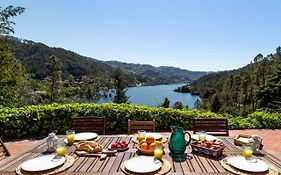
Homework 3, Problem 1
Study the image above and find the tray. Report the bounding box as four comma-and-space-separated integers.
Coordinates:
234, 134, 251, 146
191, 140, 224, 159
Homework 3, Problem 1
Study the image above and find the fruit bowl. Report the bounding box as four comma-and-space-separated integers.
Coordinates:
136, 144, 154, 155
136, 136, 163, 155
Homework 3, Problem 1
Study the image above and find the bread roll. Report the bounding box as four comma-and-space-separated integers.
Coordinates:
75, 141, 103, 153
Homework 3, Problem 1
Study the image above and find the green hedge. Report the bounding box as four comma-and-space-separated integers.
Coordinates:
0, 103, 280, 138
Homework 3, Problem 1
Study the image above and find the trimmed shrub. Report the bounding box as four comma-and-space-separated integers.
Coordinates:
0, 103, 280, 138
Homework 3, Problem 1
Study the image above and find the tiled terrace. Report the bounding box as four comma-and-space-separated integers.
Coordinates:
4, 129, 281, 156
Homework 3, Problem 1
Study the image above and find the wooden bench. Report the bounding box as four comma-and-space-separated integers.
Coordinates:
70, 116, 106, 135
192, 118, 229, 136
128, 119, 155, 134
0, 139, 10, 160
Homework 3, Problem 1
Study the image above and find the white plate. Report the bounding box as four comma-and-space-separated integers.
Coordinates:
191, 134, 217, 141
146, 133, 162, 140
125, 156, 162, 173
21, 155, 65, 172
75, 132, 98, 141
227, 156, 268, 172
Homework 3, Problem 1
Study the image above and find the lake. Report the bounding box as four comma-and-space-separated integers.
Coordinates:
96, 83, 200, 108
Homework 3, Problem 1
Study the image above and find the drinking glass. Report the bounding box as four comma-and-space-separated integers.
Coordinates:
66, 130, 75, 145
55, 142, 67, 157
154, 146, 163, 160
242, 144, 253, 159
242, 144, 257, 162
197, 131, 206, 141
137, 130, 146, 141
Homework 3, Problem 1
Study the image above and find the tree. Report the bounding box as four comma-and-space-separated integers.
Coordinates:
160, 97, 170, 108
256, 63, 281, 112
0, 5, 27, 107
1, 5, 25, 35
211, 94, 221, 113
112, 67, 129, 104
253, 53, 263, 63
0, 47, 27, 107
173, 101, 184, 109
47, 55, 62, 103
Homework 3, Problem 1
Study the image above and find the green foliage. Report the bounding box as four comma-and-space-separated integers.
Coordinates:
47, 55, 62, 103
173, 84, 191, 93
112, 67, 129, 104
211, 94, 221, 113
256, 63, 281, 112
0, 45, 27, 107
191, 47, 281, 115
160, 97, 170, 108
0, 103, 279, 139
106, 61, 207, 85
173, 101, 184, 110
0, 5, 25, 35
0, 5, 28, 107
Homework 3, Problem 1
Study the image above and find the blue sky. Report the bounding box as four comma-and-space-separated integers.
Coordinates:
2, 0, 281, 71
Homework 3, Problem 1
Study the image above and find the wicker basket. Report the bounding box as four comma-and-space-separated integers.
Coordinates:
191, 141, 224, 159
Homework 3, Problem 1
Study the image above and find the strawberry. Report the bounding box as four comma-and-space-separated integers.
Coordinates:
111, 143, 117, 148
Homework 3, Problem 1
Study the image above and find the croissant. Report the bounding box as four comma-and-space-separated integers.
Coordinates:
74, 141, 103, 153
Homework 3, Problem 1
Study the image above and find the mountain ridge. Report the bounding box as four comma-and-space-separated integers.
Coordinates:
8, 37, 208, 86
105, 60, 207, 85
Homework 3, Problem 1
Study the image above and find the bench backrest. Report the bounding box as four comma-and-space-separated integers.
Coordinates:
128, 119, 155, 134
70, 116, 106, 135
192, 118, 229, 136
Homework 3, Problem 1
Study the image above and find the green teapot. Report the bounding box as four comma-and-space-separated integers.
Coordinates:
169, 126, 191, 162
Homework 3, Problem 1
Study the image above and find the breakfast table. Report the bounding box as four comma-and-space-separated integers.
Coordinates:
0, 133, 280, 175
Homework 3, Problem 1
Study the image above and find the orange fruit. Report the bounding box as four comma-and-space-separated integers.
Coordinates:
140, 142, 149, 150
146, 135, 155, 145
149, 142, 156, 150
139, 140, 146, 145
154, 141, 163, 146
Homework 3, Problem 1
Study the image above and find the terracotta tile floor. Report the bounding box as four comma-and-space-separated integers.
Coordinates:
4, 129, 281, 156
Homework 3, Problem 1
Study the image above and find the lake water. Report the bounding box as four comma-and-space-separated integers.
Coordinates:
96, 83, 200, 108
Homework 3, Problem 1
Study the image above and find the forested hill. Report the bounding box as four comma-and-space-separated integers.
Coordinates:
190, 47, 281, 115
8, 37, 116, 80
106, 61, 207, 85
8, 37, 207, 86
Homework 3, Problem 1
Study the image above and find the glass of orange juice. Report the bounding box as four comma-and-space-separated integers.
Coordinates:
242, 144, 253, 158
137, 130, 146, 141
242, 144, 257, 162
66, 130, 75, 145
56, 142, 67, 157
154, 146, 163, 160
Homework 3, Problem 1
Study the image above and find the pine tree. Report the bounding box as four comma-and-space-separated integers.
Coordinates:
112, 67, 129, 104
256, 63, 281, 112
47, 55, 62, 103
211, 94, 221, 113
